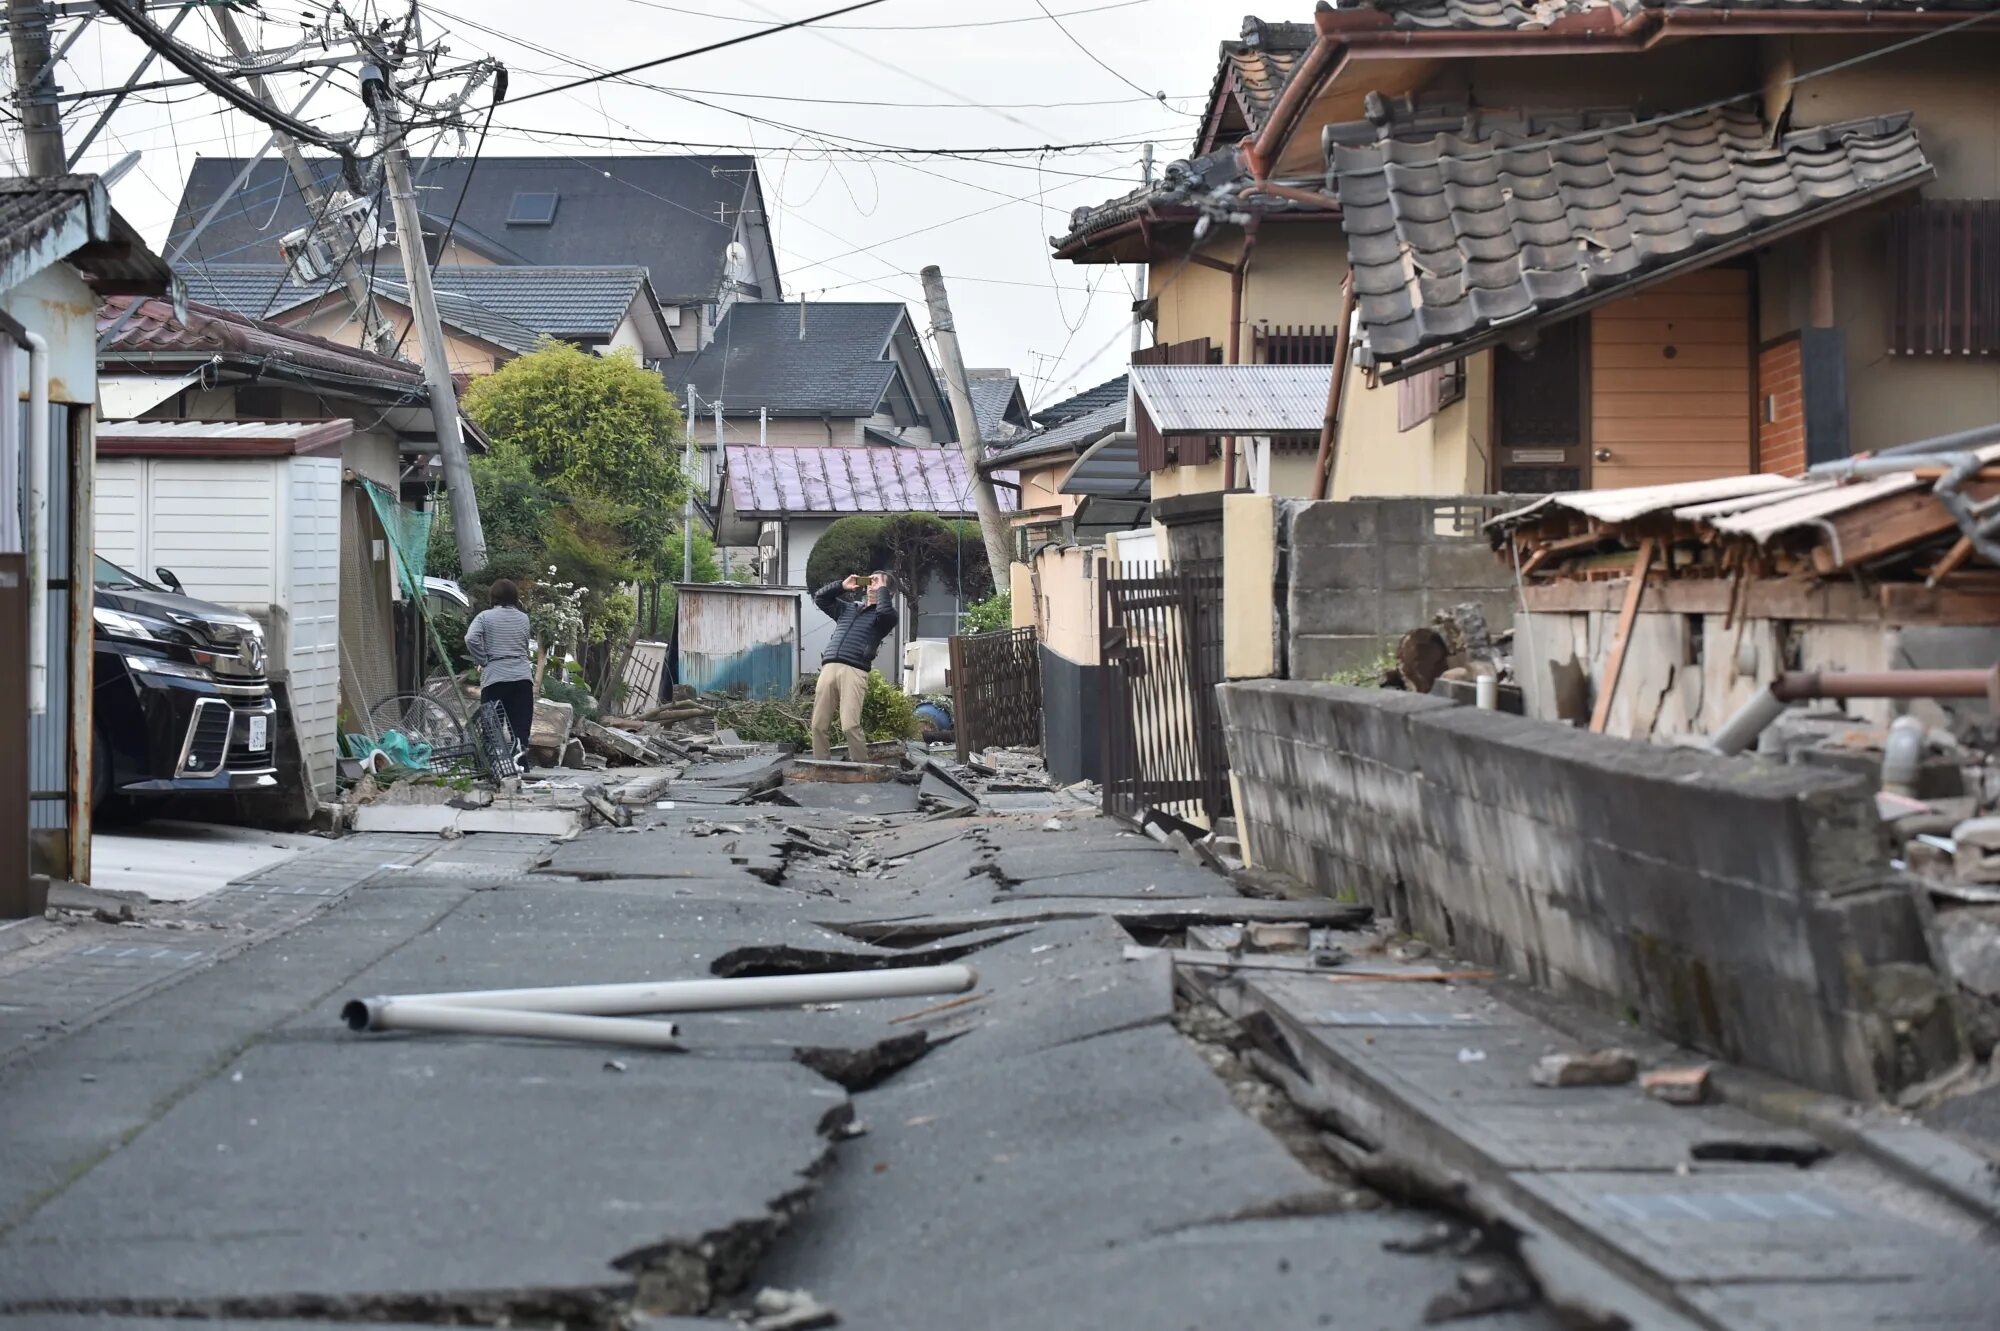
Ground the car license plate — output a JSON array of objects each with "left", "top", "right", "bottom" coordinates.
[{"left": 247, "top": 715, "right": 268, "bottom": 752}]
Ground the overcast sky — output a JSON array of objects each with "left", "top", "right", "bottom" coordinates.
[{"left": 9, "top": 0, "right": 1240, "bottom": 411}]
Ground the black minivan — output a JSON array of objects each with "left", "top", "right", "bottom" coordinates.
[{"left": 91, "top": 556, "right": 280, "bottom": 811}]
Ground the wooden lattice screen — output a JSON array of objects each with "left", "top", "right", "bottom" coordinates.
[
  {"left": 1889, "top": 200, "right": 2000, "bottom": 356},
  {"left": 949, "top": 627, "right": 1043, "bottom": 761}
]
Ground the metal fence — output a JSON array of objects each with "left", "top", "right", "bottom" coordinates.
[
  {"left": 949, "top": 627, "right": 1042, "bottom": 761},
  {"left": 1099, "top": 559, "right": 1231, "bottom": 827}
]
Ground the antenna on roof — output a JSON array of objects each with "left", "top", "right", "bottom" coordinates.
[{"left": 798, "top": 295, "right": 807, "bottom": 341}]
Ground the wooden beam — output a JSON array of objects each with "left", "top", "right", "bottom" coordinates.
[
  {"left": 1811, "top": 479, "right": 2000, "bottom": 574},
  {"left": 1589, "top": 537, "right": 1656, "bottom": 735}
]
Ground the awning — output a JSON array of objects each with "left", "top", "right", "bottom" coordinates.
[
  {"left": 1128, "top": 364, "right": 1327, "bottom": 434},
  {"left": 97, "top": 371, "right": 200, "bottom": 420}
]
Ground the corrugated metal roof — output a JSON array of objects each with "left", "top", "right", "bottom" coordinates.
[
  {"left": 1490, "top": 475, "right": 1796, "bottom": 529},
  {"left": 1705, "top": 443, "right": 2000, "bottom": 544},
  {"left": 1129, "top": 364, "right": 1327, "bottom": 434},
  {"left": 724, "top": 445, "right": 1017, "bottom": 517}
]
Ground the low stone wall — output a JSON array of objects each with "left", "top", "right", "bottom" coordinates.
[{"left": 1218, "top": 680, "right": 1963, "bottom": 1100}]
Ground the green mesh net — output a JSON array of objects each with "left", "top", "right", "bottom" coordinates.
[{"left": 362, "top": 477, "right": 432, "bottom": 599}]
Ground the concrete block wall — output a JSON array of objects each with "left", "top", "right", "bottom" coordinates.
[
  {"left": 1219, "top": 680, "right": 1963, "bottom": 1100},
  {"left": 1279, "top": 496, "right": 1523, "bottom": 679}
]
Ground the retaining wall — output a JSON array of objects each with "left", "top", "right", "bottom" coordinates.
[{"left": 1219, "top": 680, "right": 1963, "bottom": 1100}]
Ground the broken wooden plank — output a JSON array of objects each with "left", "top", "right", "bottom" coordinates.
[{"left": 1589, "top": 535, "right": 1656, "bottom": 735}]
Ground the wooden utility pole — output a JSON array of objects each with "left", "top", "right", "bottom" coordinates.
[
  {"left": 212, "top": 9, "right": 397, "bottom": 358},
  {"left": 7, "top": 0, "right": 67, "bottom": 174},
  {"left": 366, "top": 64, "right": 487, "bottom": 573},
  {"left": 919, "top": 265, "right": 1013, "bottom": 592}
]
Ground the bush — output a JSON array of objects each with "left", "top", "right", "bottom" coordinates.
[
  {"left": 960, "top": 592, "right": 1012, "bottom": 634},
  {"left": 539, "top": 673, "right": 598, "bottom": 722},
  {"left": 861, "top": 669, "right": 919, "bottom": 741}
]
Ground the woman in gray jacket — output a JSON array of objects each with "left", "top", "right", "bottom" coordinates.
[{"left": 463, "top": 579, "right": 535, "bottom": 758}]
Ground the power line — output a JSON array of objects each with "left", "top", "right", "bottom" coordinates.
[
  {"left": 1033, "top": 0, "right": 1194, "bottom": 117},
  {"left": 620, "top": 0, "right": 1162, "bottom": 31},
  {"left": 501, "top": 0, "right": 893, "bottom": 108},
  {"left": 91, "top": 0, "right": 366, "bottom": 153},
  {"left": 596, "top": 84, "right": 1205, "bottom": 112}
]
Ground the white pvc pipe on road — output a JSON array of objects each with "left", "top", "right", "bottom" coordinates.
[
  {"left": 342, "top": 964, "right": 977, "bottom": 1027},
  {"left": 350, "top": 1001, "right": 684, "bottom": 1049}
]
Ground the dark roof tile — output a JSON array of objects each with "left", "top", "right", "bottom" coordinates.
[
  {"left": 167, "top": 155, "right": 770, "bottom": 306},
  {"left": 665, "top": 301, "right": 911, "bottom": 417},
  {"left": 1332, "top": 105, "right": 1933, "bottom": 373}
]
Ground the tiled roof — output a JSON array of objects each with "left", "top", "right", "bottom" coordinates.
[
  {"left": 667, "top": 301, "right": 907, "bottom": 417},
  {"left": 97, "top": 296, "right": 425, "bottom": 389},
  {"left": 1331, "top": 103, "right": 1932, "bottom": 375},
  {"left": 1052, "top": 143, "right": 1337, "bottom": 255},
  {"left": 965, "top": 371, "right": 1031, "bottom": 443},
  {"left": 984, "top": 399, "right": 1129, "bottom": 471},
  {"left": 1200, "top": 17, "right": 1316, "bottom": 151},
  {"left": 0, "top": 175, "right": 172, "bottom": 297},
  {"left": 1326, "top": 0, "right": 1986, "bottom": 30},
  {"left": 1031, "top": 373, "right": 1128, "bottom": 428},
  {"left": 723, "top": 444, "right": 1015, "bottom": 517},
  {"left": 175, "top": 263, "right": 647, "bottom": 347},
  {"left": 166, "top": 154, "right": 772, "bottom": 306},
  {"left": 423, "top": 266, "right": 649, "bottom": 338}
]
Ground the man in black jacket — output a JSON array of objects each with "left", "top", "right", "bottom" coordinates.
[{"left": 809, "top": 570, "right": 900, "bottom": 761}]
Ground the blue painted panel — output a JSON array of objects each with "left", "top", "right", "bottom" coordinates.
[{"left": 680, "top": 641, "right": 795, "bottom": 700}]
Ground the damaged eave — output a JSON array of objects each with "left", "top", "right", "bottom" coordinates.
[
  {"left": 1252, "top": 6, "right": 1996, "bottom": 178},
  {"left": 1368, "top": 173, "right": 1930, "bottom": 384},
  {"left": 1336, "top": 108, "right": 1936, "bottom": 385}
]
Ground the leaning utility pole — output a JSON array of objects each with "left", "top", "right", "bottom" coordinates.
[
  {"left": 7, "top": 0, "right": 67, "bottom": 175},
  {"left": 212, "top": 9, "right": 398, "bottom": 359},
  {"left": 920, "top": 265, "right": 1013, "bottom": 592},
  {"left": 365, "top": 62, "right": 487, "bottom": 574}
]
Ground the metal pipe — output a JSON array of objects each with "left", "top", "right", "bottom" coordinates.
[
  {"left": 1709, "top": 667, "right": 2000, "bottom": 755},
  {"left": 342, "top": 964, "right": 978, "bottom": 1021},
  {"left": 24, "top": 330, "right": 48, "bottom": 716},
  {"left": 346, "top": 1001, "right": 684, "bottom": 1049},
  {"left": 1770, "top": 668, "right": 1998, "bottom": 702}
]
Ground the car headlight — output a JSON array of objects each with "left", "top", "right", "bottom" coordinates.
[
  {"left": 124, "top": 654, "right": 213, "bottom": 681},
  {"left": 95, "top": 606, "right": 160, "bottom": 641}
]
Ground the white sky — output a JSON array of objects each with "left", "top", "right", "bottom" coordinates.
[{"left": 9, "top": 0, "right": 1241, "bottom": 412}]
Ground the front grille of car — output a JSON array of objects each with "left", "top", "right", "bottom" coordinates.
[
  {"left": 178, "top": 700, "right": 277, "bottom": 776},
  {"left": 181, "top": 701, "right": 231, "bottom": 774}
]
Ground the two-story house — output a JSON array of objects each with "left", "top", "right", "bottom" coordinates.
[
  {"left": 1058, "top": 5, "right": 1999, "bottom": 523},
  {"left": 163, "top": 154, "right": 780, "bottom": 366}
]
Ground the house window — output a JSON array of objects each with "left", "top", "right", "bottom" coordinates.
[
  {"left": 1888, "top": 200, "right": 1999, "bottom": 356},
  {"left": 506, "top": 191, "right": 559, "bottom": 226}
]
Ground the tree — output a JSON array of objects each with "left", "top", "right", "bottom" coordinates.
[
  {"left": 804, "top": 513, "right": 995, "bottom": 603},
  {"left": 435, "top": 339, "right": 695, "bottom": 638}
]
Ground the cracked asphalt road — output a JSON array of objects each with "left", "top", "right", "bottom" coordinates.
[{"left": 0, "top": 763, "right": 1559, "bottom": 1330}]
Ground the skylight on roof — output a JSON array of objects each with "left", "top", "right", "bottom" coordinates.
[{"left": 506, "top": 191, "right": 559, "bottom": 226}]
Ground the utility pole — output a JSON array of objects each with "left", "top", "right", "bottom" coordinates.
[
  {"left": 712, "top": 400, "right": 726, "bottom": 580},
  {"left": 920, "top": 265, "right": 1012, "bottom": 593},
  {"left": 1128, "top": 143, "right": 1155, "bottom": 433},
  {"left": 8, "top": 0, "right": 67, "bottom": 175},
  {"left": 365, "top": 63, "right": 487, "bottom": 574},
  {"left": 212, "top": 9, "right": 398, "bottom": 359},
  {"left": 683, "top": 384, "right": 696, "bottom": 583}
]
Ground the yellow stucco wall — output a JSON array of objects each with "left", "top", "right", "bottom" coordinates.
[
  {"left": 1014, "top": 461, "right": 1079, "bottom": 519},
  {"left": 288, "top": 301, "right": 501, "bottom": 379},
  {"left": 1028, "top": 544, "right": 1101, "bottom": 665},
  {"left": 1222, "top": 493, "right": 1278, "bottom": 679},
  {"left": 1760, "top": 37, "right": 2000, "bottom": 449}
]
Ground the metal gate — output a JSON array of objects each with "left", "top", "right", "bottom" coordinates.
[
  {"left": 949, "top": 627, "right": 1042, "bottom": 760},
  {"left": 1099, "top": 559, "right": 1231, "bottom": 827}
]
